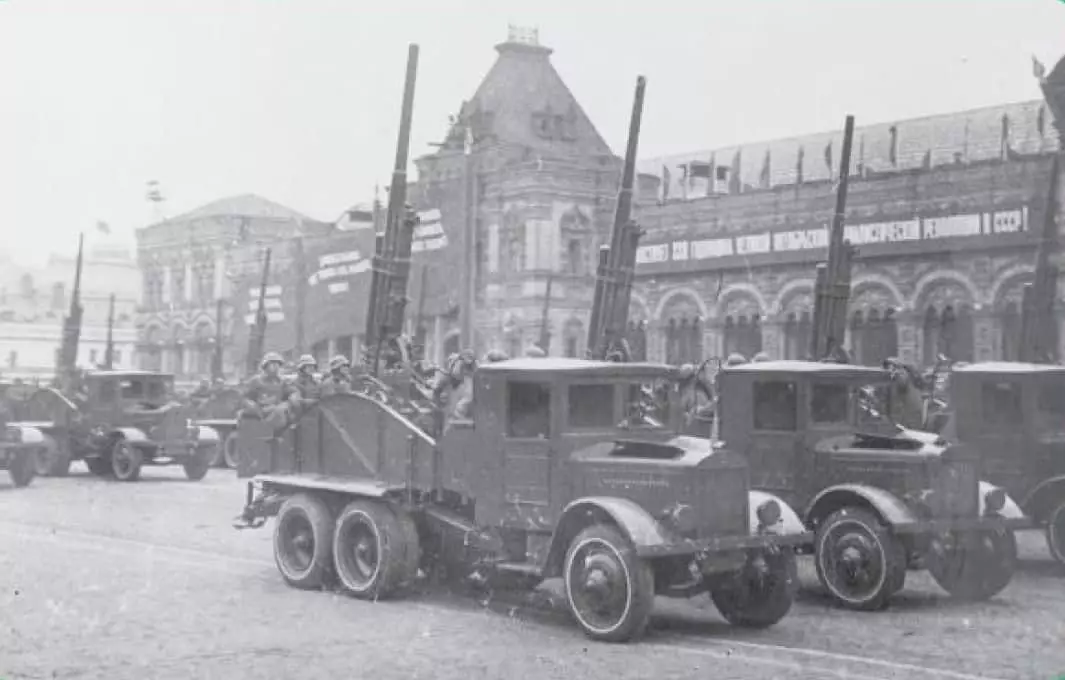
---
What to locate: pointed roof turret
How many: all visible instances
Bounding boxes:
[436,27,613,159]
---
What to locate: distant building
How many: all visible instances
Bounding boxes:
[135,194,330,384]
[632,96,1063,366]
[0,235,139,381]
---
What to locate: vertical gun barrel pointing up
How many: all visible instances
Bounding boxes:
[246,248,272,376]
[1020,153,1061,363]
[58,233,85,376]
[809,115,856,361]
[588,76,647,360]
[366,44,420,375]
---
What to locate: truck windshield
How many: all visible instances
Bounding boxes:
[568,384,615,429]
[1037,382,1065,434]
[981,381,1024,428]
[621,380,669,429]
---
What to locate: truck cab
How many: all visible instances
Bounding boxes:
[718,360,1028,611]
[948,362,1065,565]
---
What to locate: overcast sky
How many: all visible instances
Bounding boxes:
[3,0,1064,265]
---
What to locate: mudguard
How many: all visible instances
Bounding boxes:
[8,425,45,445]
[804,484,918,529]
[194,425,221,444]
[112,427,150,444]
[542,496,670,578]
[749,490,805,535]
[1018,475,1065,520]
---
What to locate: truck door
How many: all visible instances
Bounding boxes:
[500,380,555,532]
[745,378,803,504]
[974,378,1031,499]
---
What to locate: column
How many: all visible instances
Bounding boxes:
[761,317,783,360]
[184,261,193,303]
[895,310,920,366]
[162,265,172,305]
[973,308,998,362]
[213,254,226,300]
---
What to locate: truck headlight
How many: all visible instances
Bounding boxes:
[756,499,782,529]
[983,487,1006,516]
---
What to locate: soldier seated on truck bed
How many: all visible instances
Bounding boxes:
[242,352,294,433]
[320,355,354,396]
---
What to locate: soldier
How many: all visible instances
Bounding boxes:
[290,355,321,400]
[433,349,477,423]
[483,349,509,363]
[524,346,546,358]
[752,352,771,363]
[191,379,211,400]
[241,352,290,432]
[881,357,926,430]
[321,355,354,396]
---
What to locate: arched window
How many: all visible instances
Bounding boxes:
[850,308,899,366]
[664,316,702,365]
[923,304,974,366]
[567,239,583,275]
[724,314,762,360]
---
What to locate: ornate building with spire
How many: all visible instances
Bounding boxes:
[411,27,657,359]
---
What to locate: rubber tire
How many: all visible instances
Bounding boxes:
[273,493,334,590]
[35,438,72,477]
[710,549,798,629]
[814,508,906,612]
[208,440,225,467]
[1044,498,1065,568]
[183,446,212,481]
[563,524,655,643]
[110,440,142,482]
[223,431,240,469]
[332,500,420,600]
[926,529,1017,602]
[86,457,111,476]
[8,449,36,488]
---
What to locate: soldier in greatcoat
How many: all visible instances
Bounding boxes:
[241,352,292,432]
[320,355,355,396]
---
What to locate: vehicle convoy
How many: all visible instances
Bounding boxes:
[946,362,1065,566]
[717,359,1029,611]
[236,357,811,641]
[13,370,219,481]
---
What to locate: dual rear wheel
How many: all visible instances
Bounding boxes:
[272,494,420,599]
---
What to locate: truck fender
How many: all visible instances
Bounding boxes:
[194,425,221,444]
[804,484,918,530]
[1019,475,1065,521]
[749,490,805,535]
[542,497,669,579]
[7,424,45,445]
[111,427,150,444]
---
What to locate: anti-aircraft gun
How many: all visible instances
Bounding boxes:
[56,233,85,390]
[357,44,438,428]
[587,76,646,363]
[245,248,272,377]
[809,115,857,364]
[1019,153,1061,364]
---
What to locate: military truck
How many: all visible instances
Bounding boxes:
[1,397,45,488]
[715,360,1028,611]
[191,386,242,468]
[946,362,1065,566]
[15,370,219,481]
[236,358,810,641]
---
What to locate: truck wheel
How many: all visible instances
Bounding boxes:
[85,456,111,476]
[35,438,72,477]
[710,549,797,628]
[333,500,420,599]
[926,529,1016,601]
[274,493,334,590]
[223,431,240,469]
[563,524,655,642]
[183,446,212,481]
[815,508,905,611]
[208,440,225,467]
[1045,499,1065,567]
[110,440,142,482]
[8,449,36,487]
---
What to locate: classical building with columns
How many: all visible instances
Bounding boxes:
[631,91,1065,367]
[135,194,330,384]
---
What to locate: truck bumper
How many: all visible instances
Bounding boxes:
[636,530,813,559]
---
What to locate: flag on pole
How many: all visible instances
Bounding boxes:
[856,136,866,177]
[795,146,805,185]
[1000,113,1011,160]
[660,165,672,202]
[759,149,771,189]
[823,140,833,177]
[728,149,742,194]
[1037,105,1047,139]
[706,153,716,196]
[888,126,899,167]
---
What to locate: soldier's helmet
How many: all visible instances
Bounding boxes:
[952,361,970,370]
[328,355,351,371]
[260,351,284,369]
[524,346,546,358]
[725,353,747,367]
[297,354,317,371]
[752,352,771,363]
[484,349,509,363]
[676,363,696,380]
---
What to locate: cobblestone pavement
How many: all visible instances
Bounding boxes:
[1,466,1064,680]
